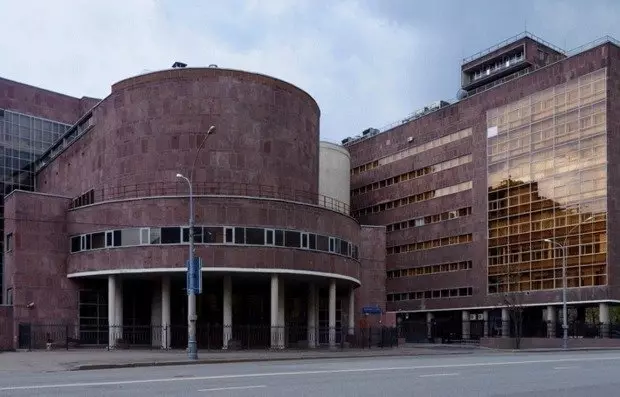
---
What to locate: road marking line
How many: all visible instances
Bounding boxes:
[553,366,578,370]
[198,385,266,392]
[419,373,460,378]
[2,355,620,391]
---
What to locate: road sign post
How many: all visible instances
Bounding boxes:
[187,257,202,295]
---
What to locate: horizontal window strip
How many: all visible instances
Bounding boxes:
[386,234,472,255]
[351,155,472,197]
[70,226,359,261]
[388,286,473,302]
[387,260,472,279]
[386,207,471,233]
[352,181,472,218]
[351,128,472,175]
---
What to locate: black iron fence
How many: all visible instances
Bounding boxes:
[16,323,398,351]
[396,319,620,344]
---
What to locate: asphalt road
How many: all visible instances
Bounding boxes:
[1,351,620,396]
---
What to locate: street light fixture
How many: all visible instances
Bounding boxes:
[544,215,595,350]
[176,125,216,360]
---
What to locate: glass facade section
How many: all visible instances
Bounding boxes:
[486,68,607,294]
[0,109,71,302]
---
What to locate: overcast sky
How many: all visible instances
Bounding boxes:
[1,0,619,142]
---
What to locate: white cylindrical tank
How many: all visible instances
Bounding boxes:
[318,141,351,211]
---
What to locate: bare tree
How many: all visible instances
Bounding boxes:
[502,263,529,349]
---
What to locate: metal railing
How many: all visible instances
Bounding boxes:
[462,31,565,64]
[396,319,620,344]
[69,181,350,215]
[15,323,398,351]
[347,34,620,147]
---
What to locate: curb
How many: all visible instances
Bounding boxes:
[69,350,474,371]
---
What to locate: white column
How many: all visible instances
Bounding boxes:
[115,278,123,344]
[270,275,280,349]
[546,305,556,338]
[348,287,355,335]
[426,312,434,340]
[307,284,317,348]
[501,308,510,338]
[223,276,232,349]
[278,281,285,348]
[108,276,117,349]
[161,275,171,349]
[483,310,489,338]
[600,303,610,337]
[462,310,470,340]
[328,280,336,347]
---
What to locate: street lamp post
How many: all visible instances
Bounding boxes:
[544,215,594,351]
[176,125,216,360]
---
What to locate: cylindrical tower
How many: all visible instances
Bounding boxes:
[318,141,351,209]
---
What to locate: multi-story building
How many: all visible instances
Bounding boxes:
[0,78,99,304]
[2,32,620,351]
[346,32,619,342]
[0,67,386,351]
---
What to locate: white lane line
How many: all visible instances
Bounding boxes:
[419,373,460,378]
[553,366,579,370]
[198,385,266,392]
[2,355,620,391]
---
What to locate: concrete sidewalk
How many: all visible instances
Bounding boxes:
[0,346,476,373]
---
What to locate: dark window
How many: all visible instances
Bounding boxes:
[317,235,329,251]
[91,232,105,249]
[83,235,92,250]
[329,238,335,253]
[192,227,203,243]
[246,228,265,245]
[284,231,300,248]
[275,230,284,246]
[265,229,274,245]
[204,227,223,243]
[182,228,190,243]
[424,290,432,299]
[161,227,181,244]
[234,227,245,244]
[5,233,13,252]
[340,240,348,255]
[225,228,233,243]
[105,232,113,247]
[113,231,122,247]
[309,234,316,250]
[71,236,81,253]
[301,233,308,248]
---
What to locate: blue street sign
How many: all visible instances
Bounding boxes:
[186,257,202,295]
[362,306,382,315]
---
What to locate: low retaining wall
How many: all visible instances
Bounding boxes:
[0,306,13,351]
[480,337,620,350]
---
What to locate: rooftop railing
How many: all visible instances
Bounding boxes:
[345,35,619,147]
[462,31,565,64]
[69,181,351,215]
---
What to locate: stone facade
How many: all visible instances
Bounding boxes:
[0,76,98,124]
[1,68,376,350]
[349,41,619,313]
[3,191,79,348]
[355,225,387,326]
